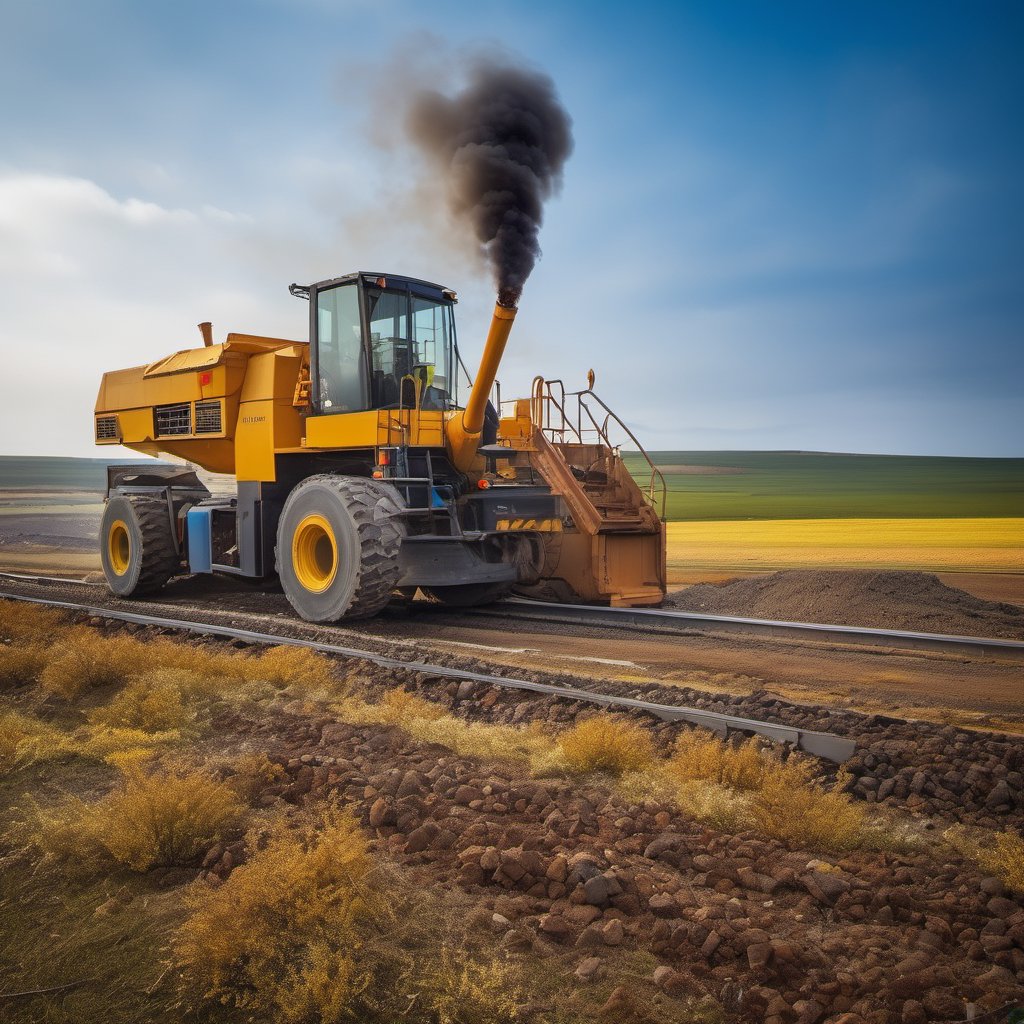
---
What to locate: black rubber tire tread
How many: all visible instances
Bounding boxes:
[423,581,514,608]
[100,495,179,597]
[277,474,405,622]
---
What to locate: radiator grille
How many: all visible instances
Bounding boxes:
[155,402,191,436]
[95,416,119,441]
[194,400,222,434]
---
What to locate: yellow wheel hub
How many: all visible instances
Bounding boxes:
[108,519,131,576]
[292,514,338,593]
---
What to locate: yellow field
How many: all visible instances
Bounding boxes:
[666,517,1024,575]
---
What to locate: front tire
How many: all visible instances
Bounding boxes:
[99,495,179,597]
[276,475,404,622]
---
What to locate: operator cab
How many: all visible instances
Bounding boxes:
[290,272,459,415]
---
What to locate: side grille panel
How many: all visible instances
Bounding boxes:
[155,402,192,436]
[194,400,223,434]
[95,416,119,441]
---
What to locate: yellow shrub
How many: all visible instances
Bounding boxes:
[557,716,657,776]
[413,946,523,1024]
[0,644,49,689]
[88,674,197,733]
[254,645,340,695]
[224,751,285,803]
[174,809,373,1021]
[946,826,1024,894]
[35,768,243,870]
[667,731,766,790]
[38,628,150,699]
[0,710,74,772]
[336,692,557,767]
[78,726,181,759]
[0,600,68,645]
[750,762,866,851]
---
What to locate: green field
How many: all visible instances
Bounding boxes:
[622,451,1024,521]
[2,452,1023,523]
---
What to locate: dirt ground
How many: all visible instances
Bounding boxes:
[1,572,1021,734]
[665,570,1024,640]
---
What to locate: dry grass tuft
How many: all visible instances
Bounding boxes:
[411,945,523,1024]
[750,762,866,851]
[0,710,74,772]
[38,628,152,699]
[557,716,657,776]
[223,751,285,803]
[666,731,766,790]
[174,807,373,1021]
[946,825,1024,893]
[88,674,198,734]
[336,689,559,769]
[35,766,243,871]
[0,644,49,690]
[253,645,341,695]
[0,600,68,645]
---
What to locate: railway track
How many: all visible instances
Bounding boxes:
[0,575,857,764]
[476,598,1024,659]
[4,572,1021,660]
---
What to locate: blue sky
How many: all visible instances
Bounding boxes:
[1,0,1021,457]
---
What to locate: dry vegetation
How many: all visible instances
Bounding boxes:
[1,600,1019,1022]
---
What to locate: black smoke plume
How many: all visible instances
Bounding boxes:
[407,61,573,307]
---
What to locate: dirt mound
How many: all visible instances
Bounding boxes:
[665,569,1024,639]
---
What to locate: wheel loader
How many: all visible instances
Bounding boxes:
[94,273,666,622]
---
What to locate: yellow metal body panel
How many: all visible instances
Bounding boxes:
[304,408,447,451]
[95,335,307,478]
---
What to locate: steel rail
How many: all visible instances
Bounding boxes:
[474,598,1024,659]
[3,572,1019,658]
[0,588,857,764]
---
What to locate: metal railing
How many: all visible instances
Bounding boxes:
[513,376,666,518]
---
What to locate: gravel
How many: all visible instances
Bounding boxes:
[665,570,1024,640]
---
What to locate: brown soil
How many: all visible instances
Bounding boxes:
[666,569,1024,640]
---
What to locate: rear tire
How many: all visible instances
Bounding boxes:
[99,495,179,597]
[276,475,404,622]
[423,582,513,608]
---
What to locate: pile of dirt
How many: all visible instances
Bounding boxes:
[665,570,1024,639]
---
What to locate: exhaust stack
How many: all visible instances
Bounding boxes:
[447,300,517,472]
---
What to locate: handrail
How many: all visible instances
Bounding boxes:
[529,376,666,518]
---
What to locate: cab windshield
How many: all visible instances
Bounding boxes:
[365,286,456,410]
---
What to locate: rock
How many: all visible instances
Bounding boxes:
[985,780,1011,809]
[546,855,569,882]
[575,923,604,948]
[747,941,773,970]
[651,965,685,994]
[404,822,440,854]
[575,956,604,983]
[922,989,964,1020]
[583,874,616,906]
[986,895,1019,918]
[649,892,677,917]
[602,919,624,946]
[599,985,632,1017]
[454,784,482,805]
[792,998,825,1024]
[538,913,572,942]
[501,928,534,952]
[802,870,851,905]
[700,930,722,959]
[900,1000,927,1024]
[479,847,500,872]
[491,913,511,931]
[974,964,1017,988]
[368,797,392,828]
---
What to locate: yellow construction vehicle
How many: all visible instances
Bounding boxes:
[94,273,666,621]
